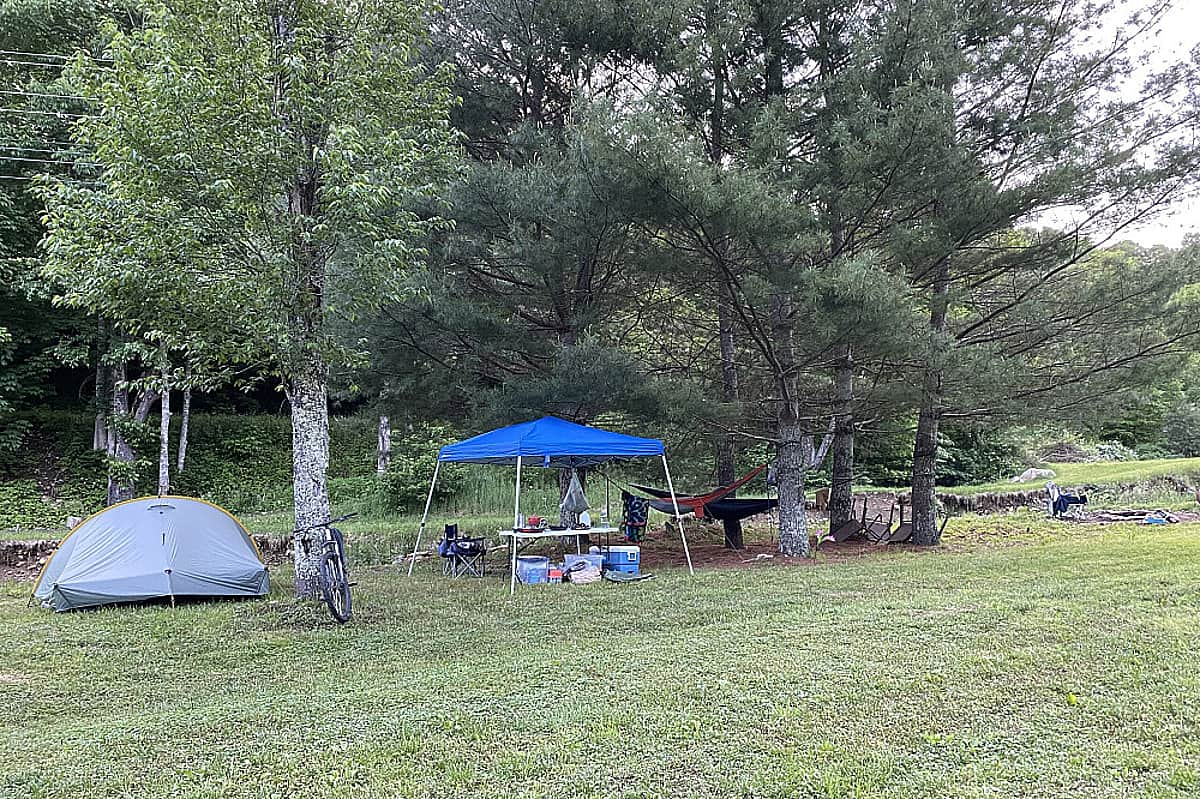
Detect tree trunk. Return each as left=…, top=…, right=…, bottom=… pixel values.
left=708, top=9, right=743, bottom=550
left=133, top=389, right=158, bottom=423
left=290, top=352, right=333, bottom=599
left=716, top=288, right=743, bottom=548
left=721, top=518, right=744, bottom=551
left=772, top=294, right=809, bottom=557
left=106, top=360, right=135, bottom=505
left=93, top=319, right=109, bottom=450
left=910, top=261, right=952, bottom=545
left=272, top=4, right=335, bottom=597
left=376, top=414, right=391, bottom=476
left=776, top=413, right=809, bottom=557
left=158, top=359, right=170, bottom=496
left=176, top=384, right=191, bottom=473
left=829, top=345, right=854, bottom=530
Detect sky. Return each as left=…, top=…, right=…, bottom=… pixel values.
left=1103, top=1, right=1200, bottom=246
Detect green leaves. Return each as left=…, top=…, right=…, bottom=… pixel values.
left=39, top=0, right=459, bottom=380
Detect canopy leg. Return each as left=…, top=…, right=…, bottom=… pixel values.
left=511, top=456, right=522, bottom=595
left=407, top=460, right=441, bottom=576
left=605, top=475, right=610, bottom=523
left=661, top=454, right=694, bottom=576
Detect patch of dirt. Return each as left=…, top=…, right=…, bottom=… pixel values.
left=636, top=533, right=898, bottom=571
left=1064, top=509, right=1200, bottom=525
left=629, top=508, right=912, bottom=571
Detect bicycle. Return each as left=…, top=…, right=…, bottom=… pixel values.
left=294, top=512, right=356, bottom=623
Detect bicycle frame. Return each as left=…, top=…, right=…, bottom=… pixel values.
left=294, top=513, right=355, bottom=622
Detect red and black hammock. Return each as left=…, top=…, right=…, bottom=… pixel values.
left=630, top=463, right=776, bottom=522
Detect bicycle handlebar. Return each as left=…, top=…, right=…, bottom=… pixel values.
left=293, top=512, right=358, bottom=534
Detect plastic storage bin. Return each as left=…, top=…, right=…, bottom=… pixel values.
left=563, top=553, right=603, bottom=572
left=602, top=545, right=640, bottom=574
left=515, top=555, right=550, bottom=584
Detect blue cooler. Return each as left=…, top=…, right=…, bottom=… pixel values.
left=602, top=545, right=640, bottom=574
left=515, top=556, right=550, bottom=584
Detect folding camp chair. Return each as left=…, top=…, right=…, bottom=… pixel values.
left=437, top=524, right=488, bottom=577
left=880, top=500, right=912, bottom=543
left=863, top=502, right=895, bottom=542
left=1046, top=481, right=1087, bottom=518
left=828, top=495, right=870, bottom=543
left=878, top=503, right=948, bottom=544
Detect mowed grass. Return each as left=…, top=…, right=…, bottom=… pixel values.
left=944, top=457, right=1200, bottom=495
left=3, top=522, right=1200, bottom=798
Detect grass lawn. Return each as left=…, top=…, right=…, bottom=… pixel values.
left=944, top=457, right=1200, bottom=495
left=3, top=522, right=1199, bottom=798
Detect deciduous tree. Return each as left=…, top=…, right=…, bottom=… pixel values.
left=41, top=0, right=457, bottom=596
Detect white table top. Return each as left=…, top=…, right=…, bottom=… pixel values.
left=499, top=526, right=619, bottom=539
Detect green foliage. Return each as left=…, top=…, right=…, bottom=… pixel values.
left=1092, top=441, right=1140, bottom=463
left=1161, top=402, right=1200, bottom=458
left=943, top=456, right=1200, bottom=496
left=380, top=423, right=465, bottom=513
left=853, top=424, right=919, bottom=487
left=934, top=429, right=1027, bottom=488
left=0, top=0, right=112, bottom=451
left=0, top=479, right=99, bottom=532
left=0, top=411, right=389, bottom=527
left=39, top=0, right=460, bottom=382
left=0, top=411, right=106, bottom=529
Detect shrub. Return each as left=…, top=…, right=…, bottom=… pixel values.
left=0, top=410, right=385, bottom=526
left=1093, top=440, right=1139, bottom=462
left=1161, top=402, right=1200, bottom=457
left=381, top=423, right=465, bottom=512
left=935, top=428, right=1026, bottom=487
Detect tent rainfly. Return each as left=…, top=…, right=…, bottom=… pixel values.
left=407, top=416, right=694, bottom=589
left=32, top=496, right=269, bottom=611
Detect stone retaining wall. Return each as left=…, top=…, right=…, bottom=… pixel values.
left=1, top=534, right=292, bottom=572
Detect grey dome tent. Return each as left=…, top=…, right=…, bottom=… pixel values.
left=32, top=496, right=269, bottom=612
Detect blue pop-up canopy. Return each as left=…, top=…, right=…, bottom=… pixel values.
left=438, top=416, right=664, bottom=468
left=408, top=416, right=694, bottom=588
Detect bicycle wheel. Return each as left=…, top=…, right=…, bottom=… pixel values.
left=318, top=551, right=353, bottom=623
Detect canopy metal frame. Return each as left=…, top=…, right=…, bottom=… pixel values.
left=407, top=453, right=694, bottom=590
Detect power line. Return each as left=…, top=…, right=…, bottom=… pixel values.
left=0, top=174, right=103, bottom=184
left=0, top=59, right=67, bottom=70
left=0, top=49, right=112, bottom=63
left=10, top=139, right=88, bottom=148
left=0, top=144, right=89, bottom=155
left=0, top=155, right=102, bottom=167
left=0, top=107, right=94, bottom=119
left=0, top=89, right=91, bottom=102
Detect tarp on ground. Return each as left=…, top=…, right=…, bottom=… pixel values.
left=438, top=416, right=664, bottom=468
left=32, top=496, right=269, bottom=612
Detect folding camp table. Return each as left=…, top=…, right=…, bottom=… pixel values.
left=406, top=416, right=695, bottom=593
left=499, top=526, right=619, bottom=589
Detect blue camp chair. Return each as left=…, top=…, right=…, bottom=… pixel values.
left=1047, top=481, right=1087, bottom=518
left=437, top=524, right=487, bottom=577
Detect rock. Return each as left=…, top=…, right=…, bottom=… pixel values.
left=1010, top=467, right=1056, bottom=483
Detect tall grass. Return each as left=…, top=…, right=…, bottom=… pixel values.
left=942, top=457, right=1200, bottom=495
